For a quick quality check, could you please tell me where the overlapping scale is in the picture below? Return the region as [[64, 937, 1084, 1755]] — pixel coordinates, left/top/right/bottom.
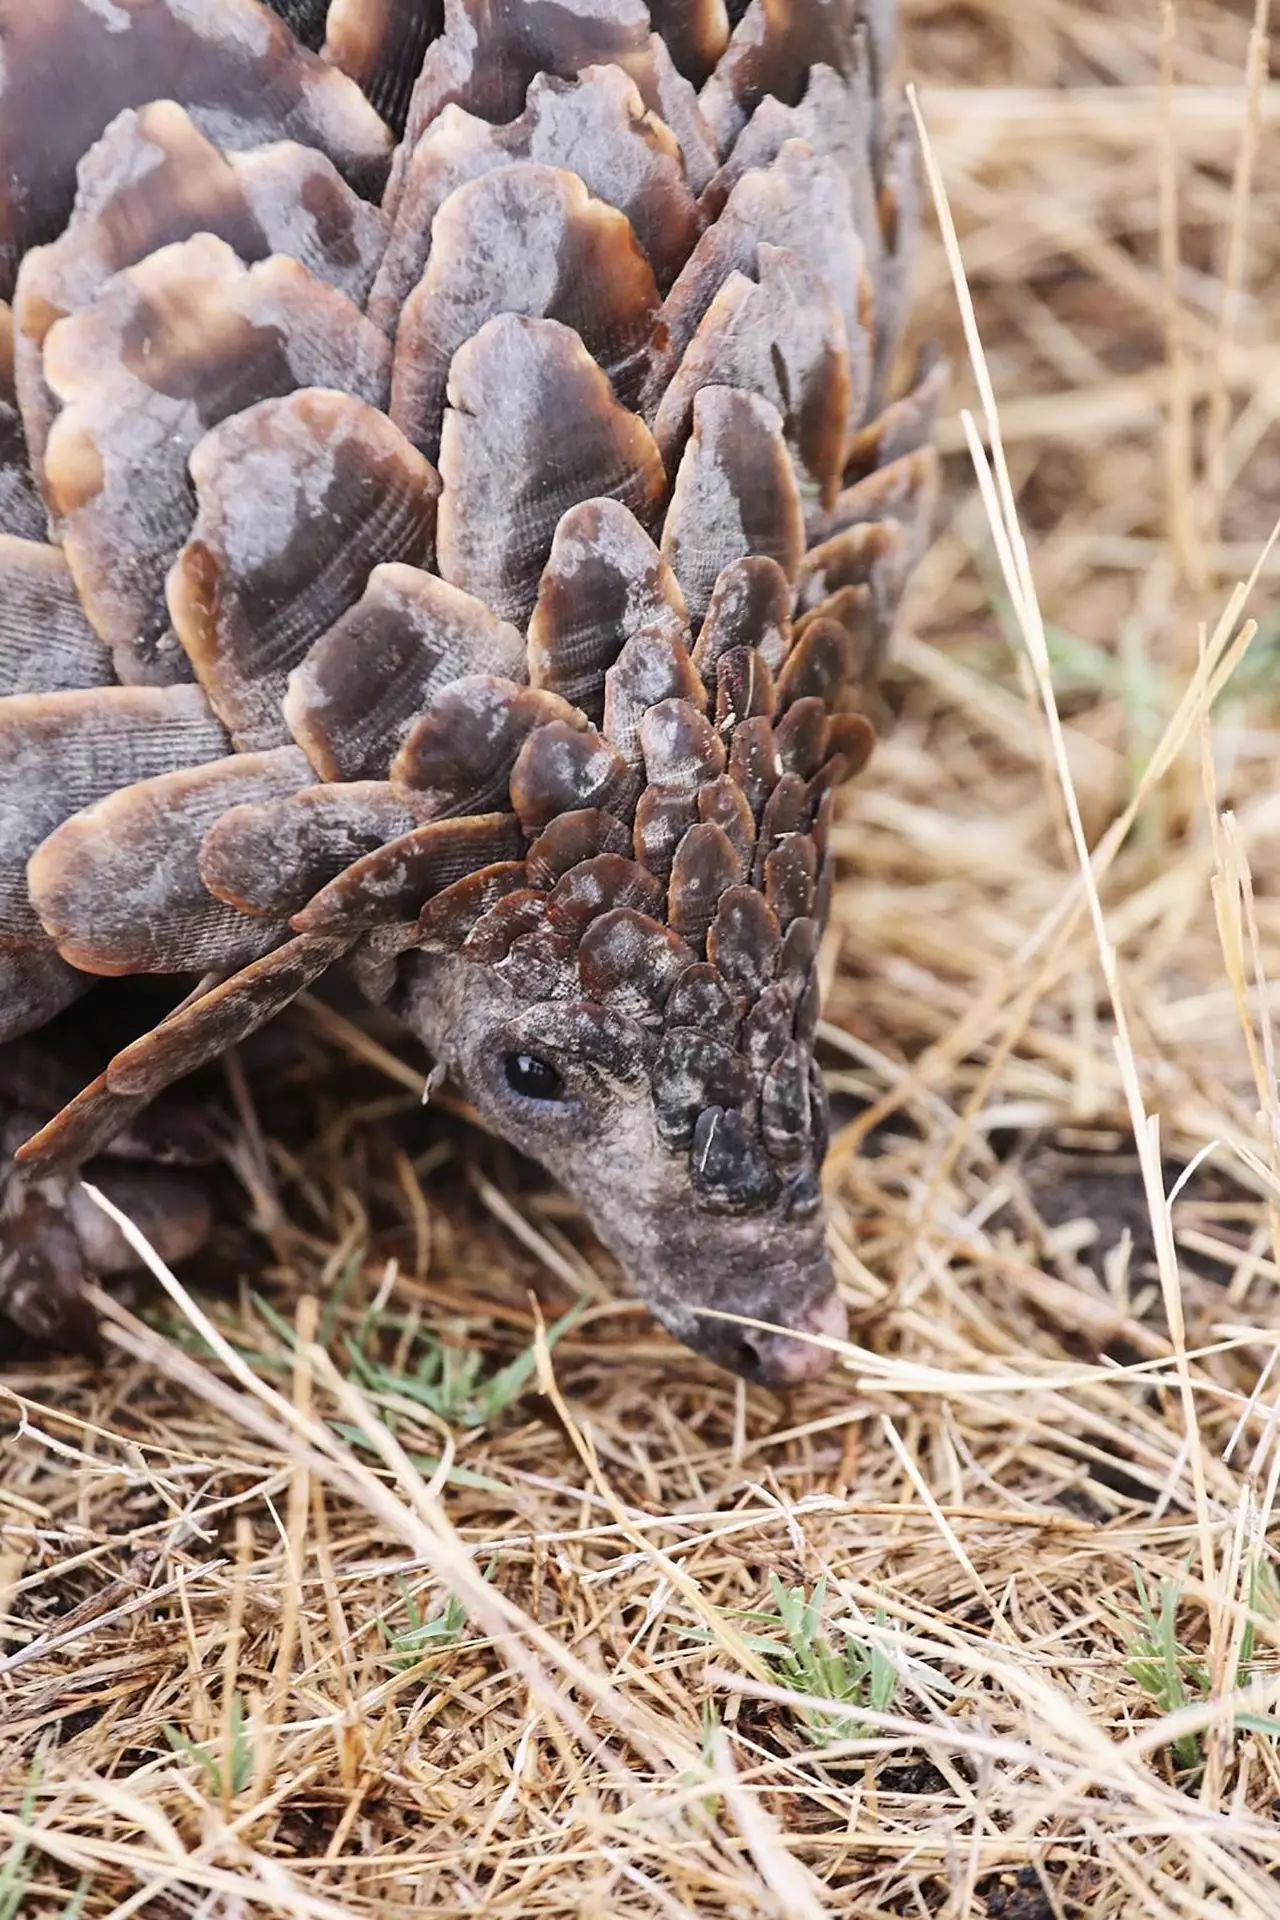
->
[[13, 103, 390, 489], [660, 386, 804, 621], [287, 574, 522, 782], [531, 500, 690, 724], [43, 240, 393, 683], [391, 162, 664, 460], [170, 389, 439, 748], [0, 0, 393, 302], [27, 746, 315, 974], [392, 0, 717, 206], [651, 244, 851, 502], [0, 685, 230, 950], [370, 67, 701, 338], [198, 781, 439, 916], [436, 313, 665, 626], [393, 679, 579, 811]]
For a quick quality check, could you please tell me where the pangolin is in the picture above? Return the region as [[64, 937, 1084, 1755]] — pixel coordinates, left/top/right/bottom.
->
[[0, 0, 941, 1382]]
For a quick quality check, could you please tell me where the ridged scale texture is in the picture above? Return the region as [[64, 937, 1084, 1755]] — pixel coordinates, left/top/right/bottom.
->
[[0, 0, 942, 1362]]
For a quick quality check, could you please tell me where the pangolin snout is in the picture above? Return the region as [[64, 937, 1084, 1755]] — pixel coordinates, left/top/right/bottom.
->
[[681, 1270, 848, 1386]]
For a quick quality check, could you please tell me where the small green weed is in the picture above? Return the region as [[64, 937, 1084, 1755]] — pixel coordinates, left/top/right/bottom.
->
[[0, 1754, 41, 1920], [694, 1576, 954, 1749], [1123, 1564, 1280, 1770], [381, 1582, 472, 1672], [164, 1692, 255, 1801], [342, 1300, 584, 1431], [1124, 1569, 1210, 1770]]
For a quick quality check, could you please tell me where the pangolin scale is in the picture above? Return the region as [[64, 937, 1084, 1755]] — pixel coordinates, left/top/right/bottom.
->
[[0, 0, 941, 1381]]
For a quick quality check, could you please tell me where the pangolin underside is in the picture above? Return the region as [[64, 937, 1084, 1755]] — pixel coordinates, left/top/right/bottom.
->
[[0, 0, 941, 1380]]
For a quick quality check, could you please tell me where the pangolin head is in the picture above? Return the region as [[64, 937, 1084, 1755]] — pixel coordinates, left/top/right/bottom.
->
[[395, 921, 845, 1388]]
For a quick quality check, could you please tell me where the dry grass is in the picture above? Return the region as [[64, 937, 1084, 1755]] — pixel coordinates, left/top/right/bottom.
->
[[5, 3, 1280, 1913]]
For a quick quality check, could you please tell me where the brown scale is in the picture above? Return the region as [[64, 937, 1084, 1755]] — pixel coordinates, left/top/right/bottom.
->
[[436, 313, 665, 628], [763, 835, 818, 926], [707, 884, 781, 997], [743, 977, 798, 1076], [663, 962, 739, 1041], [773, 697, 829, 780], [44, 242, 394, 684], [639, 697, 724, 793], [650, 245, 850, 503], [391, 162, 664, 461], [369, 65, 701, 336], [291, 811, 524, 932], [494, 921, 580, 1000], [393, 0, 717, 208], [464, 890, 550, 965], [760, 1038, 813, 1160], [509, 719, 639, 835], [0, 685, 230, 948], [726, 715, 782, 821], [418, 862, 527, 946], [0, 0, 391, 303], [633, 786, 699, 885], [531, 500, 690, 726], [525, 810, 633, 888], [660, 385, 803, 622], [544, 854, 663, 934], [577, 907, 693, 1020], [172, 390, 440, 750], [696, 776, 756, 869], [603, 627, 706, 771], [841, 348, 947, 483], [291, 578, 525, 784], [658, 140, 865, 383], [667, 821, 743, 949], [690, 1103, 777, 1209], [753, 771, 810, 879], [775, 615, 857, 709], [699, 0, 862, 154], [691, 555, 792, 688], [394, 678, 579, 813], [14, 102, 389, 484], [28, 746, 316, 975], [712, 647, 777, 733], [198, 782, 441, 917], [646, 0, 728, 88], [795, 521, 909, 683], [814, 446, 941, 569], [652, 1028, 751, 1147], [698, 59, 878, 254]]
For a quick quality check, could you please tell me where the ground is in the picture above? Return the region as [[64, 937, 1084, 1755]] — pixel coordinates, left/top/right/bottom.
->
[[4, 3, 1280, 1914]]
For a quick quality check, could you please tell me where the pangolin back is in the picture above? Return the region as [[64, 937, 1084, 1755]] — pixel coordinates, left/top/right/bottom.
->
[[0, 0, 941, 1371]]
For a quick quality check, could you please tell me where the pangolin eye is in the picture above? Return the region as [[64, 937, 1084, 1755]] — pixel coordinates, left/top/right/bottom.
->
[[504, 1053, 564, 1101]]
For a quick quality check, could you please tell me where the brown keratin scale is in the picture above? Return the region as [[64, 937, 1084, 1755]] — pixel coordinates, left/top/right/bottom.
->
[[0, 0, 941, 1383]]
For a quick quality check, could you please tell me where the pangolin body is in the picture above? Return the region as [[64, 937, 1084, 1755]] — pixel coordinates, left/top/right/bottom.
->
[[0, 0, 941, 1380]]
